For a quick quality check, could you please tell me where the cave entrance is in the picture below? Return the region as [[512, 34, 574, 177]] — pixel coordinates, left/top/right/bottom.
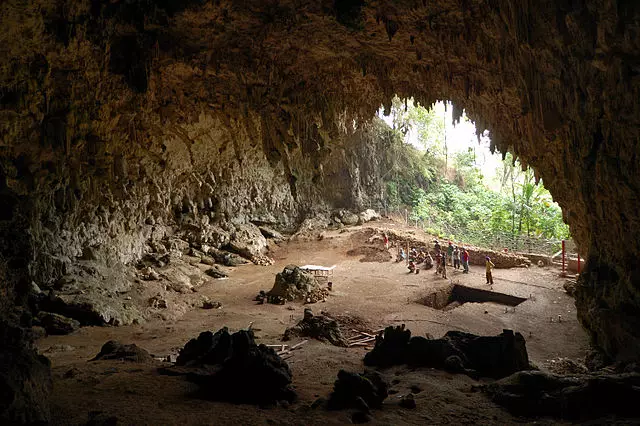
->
[[418, 284, 527, 311], [376, 97, 571, 256]]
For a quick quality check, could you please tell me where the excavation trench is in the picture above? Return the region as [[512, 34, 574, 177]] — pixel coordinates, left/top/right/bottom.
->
[[418, 284, 527, 311]]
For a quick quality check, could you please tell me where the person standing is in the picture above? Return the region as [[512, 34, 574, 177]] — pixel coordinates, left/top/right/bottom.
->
[[447, 241, 454, 266], [485, 256, 495, 284], [462, 248, 470, 273], [441, 252, 448, 279], [383, 232, 389, 250], [453, 246, 460, 270], [434, 240, 441, 256]]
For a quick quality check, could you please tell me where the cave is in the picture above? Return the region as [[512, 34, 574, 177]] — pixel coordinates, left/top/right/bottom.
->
[[1, 0, 640, 423]]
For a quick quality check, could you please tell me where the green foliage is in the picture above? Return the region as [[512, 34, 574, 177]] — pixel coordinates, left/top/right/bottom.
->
[[378, 98, 570, 251]]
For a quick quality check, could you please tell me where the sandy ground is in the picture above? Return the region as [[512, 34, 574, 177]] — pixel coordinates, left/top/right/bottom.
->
[[38, 222, 589, 425]]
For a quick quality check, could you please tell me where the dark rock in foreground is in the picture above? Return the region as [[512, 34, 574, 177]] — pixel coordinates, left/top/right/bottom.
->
[[327, 369, 388, 411], [172, 328, 296, 404], [91, 341, 153, 363], [0, 318, 52, 424], [364, 325, 530, 379], [484, 370, 640, 420]]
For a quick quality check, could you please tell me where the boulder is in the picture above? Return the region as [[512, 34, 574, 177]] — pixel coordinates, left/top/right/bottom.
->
[[258, 226, 284, 240], [36, 312, 80, 335], [205, 266, 228, 279], [171, 328, 296, 404], [327, 369, 388, 410], [228, 223, 267, 259], [91, 341, 153, 363], [267, 265, 322, 302], [183, 224, 231, 249], [208, 248, 250, 266], [364, 326, 531, 379], [359, 209, 380, 223], [0, 319, 52, 424]]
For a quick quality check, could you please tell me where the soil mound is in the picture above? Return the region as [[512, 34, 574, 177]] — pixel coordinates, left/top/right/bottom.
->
[[91, 341, 153, 363], [169, 328, 296, 404], [283, 309, 348, 347], [364, 325, 530, 379], [346, 246, 392, 262]]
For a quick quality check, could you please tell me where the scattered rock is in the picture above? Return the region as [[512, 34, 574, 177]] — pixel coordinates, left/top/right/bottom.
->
[[36, 312, 80, 335], [200, 255, 215, 266], [91, 341, 153, 363], [399, 393, 416, 409], [327, 369, 388, 410], [484, 370, 640, 420], [364, 325, 531, 379], [205, 266, 228, 279], [251, 254, 275, 266], [200, 298, 222, 310], [170, 328, 296, 404], [283, 310, 348, 347], [563, 279, 577, 297], [148, 295, 168, 309]]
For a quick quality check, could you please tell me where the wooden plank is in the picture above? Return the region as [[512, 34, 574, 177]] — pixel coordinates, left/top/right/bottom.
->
[[290, 340, 308, 351], [351, 329, 375, 338], [348, 337, 376, 346]]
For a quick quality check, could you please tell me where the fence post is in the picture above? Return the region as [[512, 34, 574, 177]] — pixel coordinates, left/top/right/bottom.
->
[[577, 254, 581, 274], [561, 240, 566, 274]]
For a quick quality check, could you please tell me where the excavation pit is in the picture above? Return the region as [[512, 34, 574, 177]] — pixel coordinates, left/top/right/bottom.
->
[[418, 284, 527, 311]]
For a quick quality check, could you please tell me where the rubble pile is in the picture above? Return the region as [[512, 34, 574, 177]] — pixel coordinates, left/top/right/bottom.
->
[[251, 254, 275, 266], [171, 328, 296, 404], [267, 265, 322, 303], [364, 325, 531, 379], [283, 309, 348, 347], [484, 370, 640, 420], [91, 341, 153, 363]]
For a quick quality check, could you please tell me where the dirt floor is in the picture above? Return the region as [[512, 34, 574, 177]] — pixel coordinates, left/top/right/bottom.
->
[[38, 221, 589, 425]]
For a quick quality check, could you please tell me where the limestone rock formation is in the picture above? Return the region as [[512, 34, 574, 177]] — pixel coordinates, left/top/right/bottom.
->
[[364, 326, 531, 379], [484, 370, 640, 420]]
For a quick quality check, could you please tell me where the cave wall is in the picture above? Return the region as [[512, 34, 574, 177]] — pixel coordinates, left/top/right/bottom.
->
[[1, 0, 640, 365]]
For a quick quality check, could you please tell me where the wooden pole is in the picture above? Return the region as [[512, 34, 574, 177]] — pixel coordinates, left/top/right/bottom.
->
[[561, 240, 566, 274]]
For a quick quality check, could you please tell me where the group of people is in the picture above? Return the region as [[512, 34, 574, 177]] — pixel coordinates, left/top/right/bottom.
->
[[394, 234, 496, 284], [433, 240, 470, 277], [401, 247, 434, 274]]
